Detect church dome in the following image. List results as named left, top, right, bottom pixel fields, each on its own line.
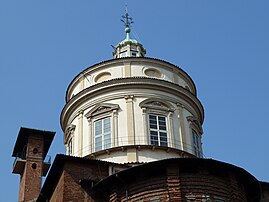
left=60, top=10, right=204, bottom=165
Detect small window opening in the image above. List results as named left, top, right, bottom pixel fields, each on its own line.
left=120, top=51, right=127, bottom=58
left=33, top=148, right=38, bottom=154
left=32, top=163, right=37, bottom=169
left=131, top=51, right=137, bottom=57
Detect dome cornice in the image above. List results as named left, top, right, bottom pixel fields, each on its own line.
left=61, top=77, right=204, bottom=131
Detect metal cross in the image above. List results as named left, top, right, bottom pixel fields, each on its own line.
left=121, top=7, right=133, bottom=28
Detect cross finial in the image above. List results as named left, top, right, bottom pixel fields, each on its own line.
left=121, top=5, right=134, bottom=31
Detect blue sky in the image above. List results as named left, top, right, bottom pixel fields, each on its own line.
left=1, top=1, right=269, bottom=200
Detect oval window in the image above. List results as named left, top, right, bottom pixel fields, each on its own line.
left=144, top=68, right=161, bottom=78
left=94, top=72, right=111, bottom=83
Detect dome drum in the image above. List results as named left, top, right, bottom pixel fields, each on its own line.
left=61, top=75, right=204, bottom=162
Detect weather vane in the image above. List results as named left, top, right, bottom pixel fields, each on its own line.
left=121, top=5, right=134, bottom=29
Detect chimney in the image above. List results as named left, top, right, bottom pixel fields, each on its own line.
left=12, top=127, right=55, bottom=202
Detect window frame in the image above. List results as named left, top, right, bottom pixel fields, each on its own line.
left=67, top=138, right=73, bottom=155
left=192, top=129, right=201, bottom=158
left=187, top=116, right=203, bottom=158
left=140, top=99, right=175, bottom=147
left=131, top=50, right=138, bottom=57
left=148, top=114, right=168, bottom=147
left=64, top=124, right=75, bottom=155
left=120, top=51, right=127, bottom=58
left=85, top=103, right=119, bottom=153
left=94, top=116, right=112, bottom=152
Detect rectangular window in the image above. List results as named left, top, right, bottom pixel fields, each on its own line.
left=131, top=51, right=137, bottom=57
left=149, top=114, right=168, bottom=147
left=120, top=51, right=127, bottom=57
left=192, top=130, right=201, bottom=158
left=94, top=117, right=111, bottom=152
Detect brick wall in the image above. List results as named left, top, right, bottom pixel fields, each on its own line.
left=50, top=172, right=64, bottom=201
left=180, top=172, right=247, bottom=201
left=41, top=157, right=261, bottom=202
left=97, top=160, right=258, bottom=202
left=48, top=159, right=109, bottom=202
left=18, top=135, right=44, bottom=202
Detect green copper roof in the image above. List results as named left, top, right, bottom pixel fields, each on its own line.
left=116, top=8, right=139, bottom=46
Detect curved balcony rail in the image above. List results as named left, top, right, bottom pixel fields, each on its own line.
left=69, top=135, right=204, bottom=159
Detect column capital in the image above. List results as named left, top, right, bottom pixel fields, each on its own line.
left=176, top=103, right=184, bottom=109
left=78, top=110, right=84, bottom=116
left=124, top=95, right=134, bottom=101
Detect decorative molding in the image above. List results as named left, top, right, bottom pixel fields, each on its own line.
left=177, top=106, right=186, bottom=151
left=140, top=98, right=175, bottom=147
left=144, top=68, right=162, bottom=78
left=124, top=95, right=134, bottom=101
left=176, top=103, right=185, bottom=109
left=66, top=57, right=197, bottom=102
left=84, top=103, right=119, bottom=119
left=94, top=72, right=111, bottom=83
left=78, top=110, right=84, bottom=117
left=61, top=77, right=204, bottom=130
left=187, top=116, right=203, bottom=134
left=139, top=98, right=175, bottom=112
left=64, top=124, right=76, bottom=144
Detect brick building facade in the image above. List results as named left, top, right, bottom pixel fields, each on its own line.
left=36, top=155, right=266, bottom=201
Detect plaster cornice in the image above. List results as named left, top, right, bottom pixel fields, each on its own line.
left=60, top=77, right=204, bottom=131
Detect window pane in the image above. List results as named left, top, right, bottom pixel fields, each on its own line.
left=150, top=131, right=158, bottom=146
left=160, top=132, right=167, bottom=146
left=158, top=119, right=166, bottom=125
left=149, top=115, right=157, bottom=129
left=149, top=114, right=168, bottom=146
left=149, top=119, right=157, bottom=124
left=192, top=130, right=201, bottom=157
left=151, top=138, right=158, bottom=146
left=104, top=117, right=110, bottom=125
left=95, top=120, right=102, bottom=135
left=131, top=51, right=137, bottom=57
left=104, top=118, right=111, bottom=133
left=160, top=141, right=168, bottom=147
left=94, top=117, right=112, bottom=151
left=150, top=124, right=157, bottom=129
left=104, top=134, right=111, bottom=142
left=150, top=130, right=158, bottom=136
left=158, top=120, right=166, bottom=125
left=95, top=136, right=102, bottom=151
left=160, top=132, right=167, bottom=138
left=158, top=116, right=166, bottom=131
left=149, top=115, right=156, bottom=120
left=104, top=133, right=111, bottom=149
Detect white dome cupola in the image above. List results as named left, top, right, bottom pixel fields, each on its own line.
left=61, top=10, right=204, bottom=164
left=113, top=10, right=146, bottom=58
